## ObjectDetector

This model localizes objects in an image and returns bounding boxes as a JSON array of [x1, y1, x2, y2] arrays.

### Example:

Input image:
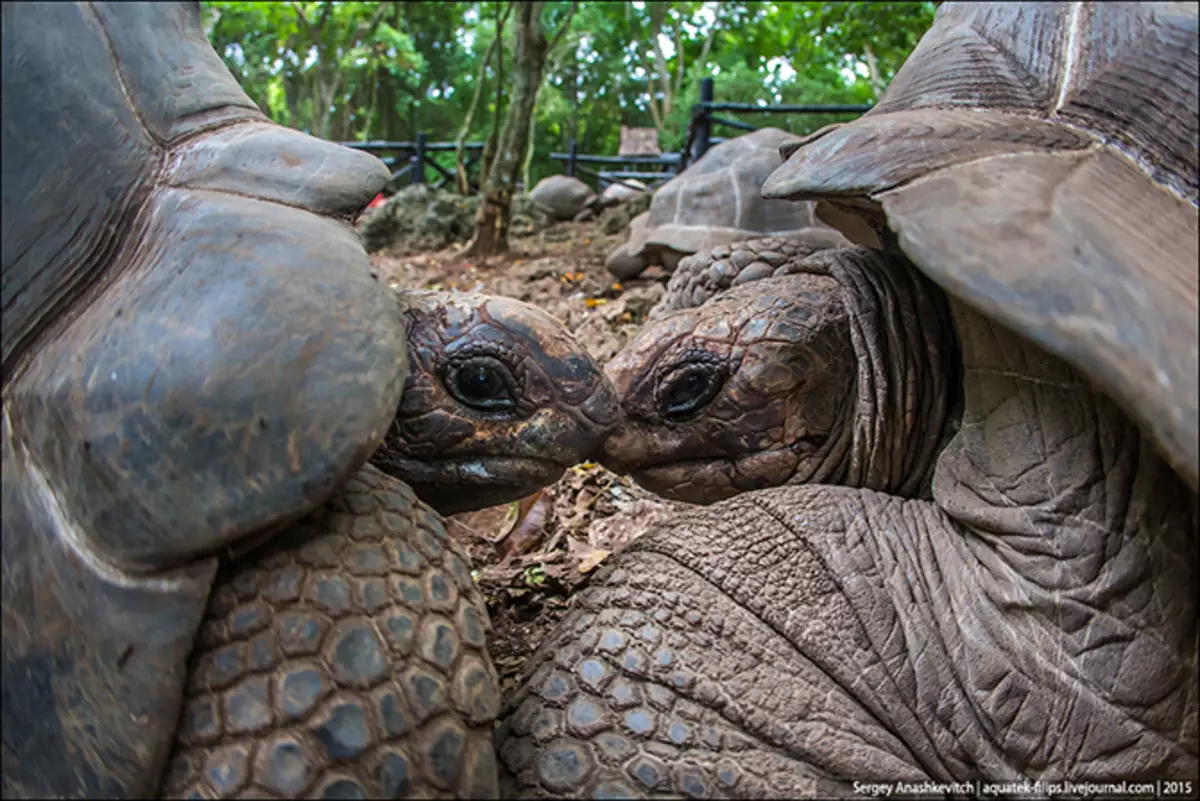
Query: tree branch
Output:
[[694, 1, 722, 77], [647, 2, 672, 115], [456, 2, 507, 193], [863, 42, 883, 99], [545, 0, 579, 55], [357, 0, 393, 42], [290, 1, 311, 30], [635, 46, 665, 133], [314, 1, 334, 46], [672, 14, 685, 99]]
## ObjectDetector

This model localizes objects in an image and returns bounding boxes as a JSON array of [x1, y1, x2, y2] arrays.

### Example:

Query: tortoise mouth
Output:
[[400, 456, 569, 515], [629, 458, 746, 505], [620, 438, 825, 505]]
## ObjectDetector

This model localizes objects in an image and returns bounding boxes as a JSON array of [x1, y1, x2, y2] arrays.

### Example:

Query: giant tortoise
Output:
[[1, 3, 618, 797], [603, 128, 847, 280], [529, 175, 597, 222], [497, 2, 1198, 795]]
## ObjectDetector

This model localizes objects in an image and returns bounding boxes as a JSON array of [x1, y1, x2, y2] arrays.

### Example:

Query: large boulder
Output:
[[359, 186, 553, 253]]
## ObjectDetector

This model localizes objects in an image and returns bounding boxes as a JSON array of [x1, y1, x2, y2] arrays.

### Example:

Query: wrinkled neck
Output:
[[833, 249, 959, 498], [933, 303, 1197, 596]]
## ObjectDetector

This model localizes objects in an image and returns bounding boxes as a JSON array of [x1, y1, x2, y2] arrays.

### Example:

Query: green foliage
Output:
[[201, 1, 936, 185]]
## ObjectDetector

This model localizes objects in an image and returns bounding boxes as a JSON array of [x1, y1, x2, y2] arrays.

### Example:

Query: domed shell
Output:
[[2, 3, 398, 795], [605, 127, 844, 277], [530, 175, 596, 220], [763, 1, 1199, 489]]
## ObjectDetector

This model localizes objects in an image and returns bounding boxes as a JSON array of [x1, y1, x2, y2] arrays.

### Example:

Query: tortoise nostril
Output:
[[582, 378, 622, 432]]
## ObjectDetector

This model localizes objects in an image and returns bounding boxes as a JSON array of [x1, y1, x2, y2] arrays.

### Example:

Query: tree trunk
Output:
[[648, 2, 673, 116], [284, 75, 302, 130], [478, 1, 509, 192], [566, 58, 580, 148], [465, 1, 549, 257], [522, 123, 536, 190], [361, 63, 380, 141], [456, 2, 510, 194]]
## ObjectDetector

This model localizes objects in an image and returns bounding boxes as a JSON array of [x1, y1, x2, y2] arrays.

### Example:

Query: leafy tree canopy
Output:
[[201, 1, 936, 187]]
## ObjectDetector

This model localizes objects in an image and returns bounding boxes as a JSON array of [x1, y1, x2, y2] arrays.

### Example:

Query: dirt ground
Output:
[[368, 216, 685, 703]]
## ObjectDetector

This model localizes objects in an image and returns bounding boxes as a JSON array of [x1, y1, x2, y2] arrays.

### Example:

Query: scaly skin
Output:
[[1, 4, 617, 798], [371, 291, 620, 515], [164, 465, 501, 799], [505, 2, 1199, 794], [499, 303, 1198, 797], [650, 233, 852, 320], [602, 246, 959, 504]]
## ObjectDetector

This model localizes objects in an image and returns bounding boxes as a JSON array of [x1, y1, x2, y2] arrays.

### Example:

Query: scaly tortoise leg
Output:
[[164, 465, 500, 799], [495, 484, 936, 798]]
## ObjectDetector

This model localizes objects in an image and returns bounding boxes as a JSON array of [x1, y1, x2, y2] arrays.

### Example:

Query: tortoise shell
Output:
[[605, 127, 845, 278], [764, 1, 1199, 489], [2, 3, 398, 795]]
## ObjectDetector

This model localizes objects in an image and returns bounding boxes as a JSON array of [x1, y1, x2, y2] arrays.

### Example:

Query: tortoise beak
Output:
[[597, 422, 641, 476]]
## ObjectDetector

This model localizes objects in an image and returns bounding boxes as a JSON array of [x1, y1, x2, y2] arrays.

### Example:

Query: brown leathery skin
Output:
[[164, 465, 501, 799], [601, 246, 959, 505], [371, 292, 621, 516], [602, 274, 857, 505], [499, 308, 1198, 797], [762, 2, 1200, 490]]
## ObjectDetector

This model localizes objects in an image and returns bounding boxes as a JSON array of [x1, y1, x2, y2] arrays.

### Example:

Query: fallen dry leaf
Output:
[[496, 491, 551, 561], [576, 548, 611, 574]]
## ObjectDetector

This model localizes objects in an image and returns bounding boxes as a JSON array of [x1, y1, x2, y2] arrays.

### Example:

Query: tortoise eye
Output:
[[659, 365, 723, 421], [446, 357, 517, 413]]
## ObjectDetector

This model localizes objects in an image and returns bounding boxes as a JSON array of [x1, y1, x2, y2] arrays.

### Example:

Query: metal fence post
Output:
[[693, 77, 714, 162], [412, 131, 426, 186], [566, 138, 577, 177]]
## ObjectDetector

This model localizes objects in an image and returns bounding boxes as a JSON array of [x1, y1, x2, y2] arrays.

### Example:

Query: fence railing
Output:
[[683, 76, 873, 169], [548, 146, 689, 193], [338, 135, 485, 191], [550, 77, 873, 190], [342, 77, 873, 197]]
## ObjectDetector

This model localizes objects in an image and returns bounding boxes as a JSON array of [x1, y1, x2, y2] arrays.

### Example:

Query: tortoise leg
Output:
[[495, 485, 937, 798], [500, 474, 1198, 796], [163, 465, 500, 799]]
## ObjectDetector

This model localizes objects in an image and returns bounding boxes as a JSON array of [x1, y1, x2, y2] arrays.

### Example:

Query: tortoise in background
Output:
[[1, 3, 617, 797], [499, 2, 1198, 795], [603, 127, 847, 280], [529, 175, 597, 222]]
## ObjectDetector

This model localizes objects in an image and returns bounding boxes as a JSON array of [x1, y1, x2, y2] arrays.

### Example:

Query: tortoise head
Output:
[[600, 274, 858, 504], [602, 247, 960, 504], [372, 291, 620, 514]]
